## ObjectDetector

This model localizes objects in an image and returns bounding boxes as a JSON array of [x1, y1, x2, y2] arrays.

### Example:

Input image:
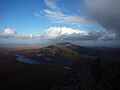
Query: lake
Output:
[[16, 54, 72, 65]]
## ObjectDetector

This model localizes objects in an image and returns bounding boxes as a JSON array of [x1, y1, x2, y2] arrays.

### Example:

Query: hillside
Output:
[[23, 42, 98, 61]]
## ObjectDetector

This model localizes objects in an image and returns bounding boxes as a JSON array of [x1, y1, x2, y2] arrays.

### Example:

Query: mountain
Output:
[[24, 42, 120, 62], [57, 42, 101, 56], [34, 44, 80, 61], [27, 42, 101, 61]]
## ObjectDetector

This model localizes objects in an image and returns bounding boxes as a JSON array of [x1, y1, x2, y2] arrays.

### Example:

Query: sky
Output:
[[0, 0, 120, 47]]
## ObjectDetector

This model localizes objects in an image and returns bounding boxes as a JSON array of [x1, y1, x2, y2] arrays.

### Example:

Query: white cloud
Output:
[[42, 0, 97, 26], [39, 27, 87, 39], [1, 27, 119, 41], [39, 27, 119, 41], [0, 28, 16, 38], [44, 9, 94, 25], [15, 34, 34, 39], [44, 9, 65, 18], [34, 13, 41, 17], [34, 0, 100, 27], [44, 0, 59, 10], [3, 28, 16, 36]]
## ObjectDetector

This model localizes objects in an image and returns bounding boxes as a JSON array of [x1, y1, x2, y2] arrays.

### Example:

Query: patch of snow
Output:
[[36, 54, 42, 57]]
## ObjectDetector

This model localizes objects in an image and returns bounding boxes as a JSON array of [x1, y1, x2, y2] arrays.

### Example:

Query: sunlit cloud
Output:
[[0, 28, 16, 38], [40, 27, 87, 39]]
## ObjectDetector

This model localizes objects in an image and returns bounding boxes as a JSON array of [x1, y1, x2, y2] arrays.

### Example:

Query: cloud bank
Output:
[[0, 27, 119, 41], [37, 27, 120, 41]]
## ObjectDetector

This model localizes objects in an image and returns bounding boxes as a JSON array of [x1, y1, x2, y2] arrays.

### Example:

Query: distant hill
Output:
[[56, 42, 101, 56]]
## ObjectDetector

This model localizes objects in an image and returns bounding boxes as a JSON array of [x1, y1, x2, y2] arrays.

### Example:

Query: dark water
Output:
[[16, 54, 72, 65]]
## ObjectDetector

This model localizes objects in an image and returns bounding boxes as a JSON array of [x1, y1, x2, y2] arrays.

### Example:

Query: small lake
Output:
[[16, 54, 72, 65]]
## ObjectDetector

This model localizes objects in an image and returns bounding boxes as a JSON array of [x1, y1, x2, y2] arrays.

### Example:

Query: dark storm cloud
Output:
[[83, 0, 120, 34], [63, 31, 104, 41], [63, 31, 120, 41]]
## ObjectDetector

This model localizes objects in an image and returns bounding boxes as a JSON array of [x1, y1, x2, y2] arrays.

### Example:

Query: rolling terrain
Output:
[[0, 42, 120, 90]]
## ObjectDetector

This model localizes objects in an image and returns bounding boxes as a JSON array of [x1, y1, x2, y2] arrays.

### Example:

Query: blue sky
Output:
[[0, 0, 120, 46], [0, 0, 47, 33], [0, 0, 104, 33]]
